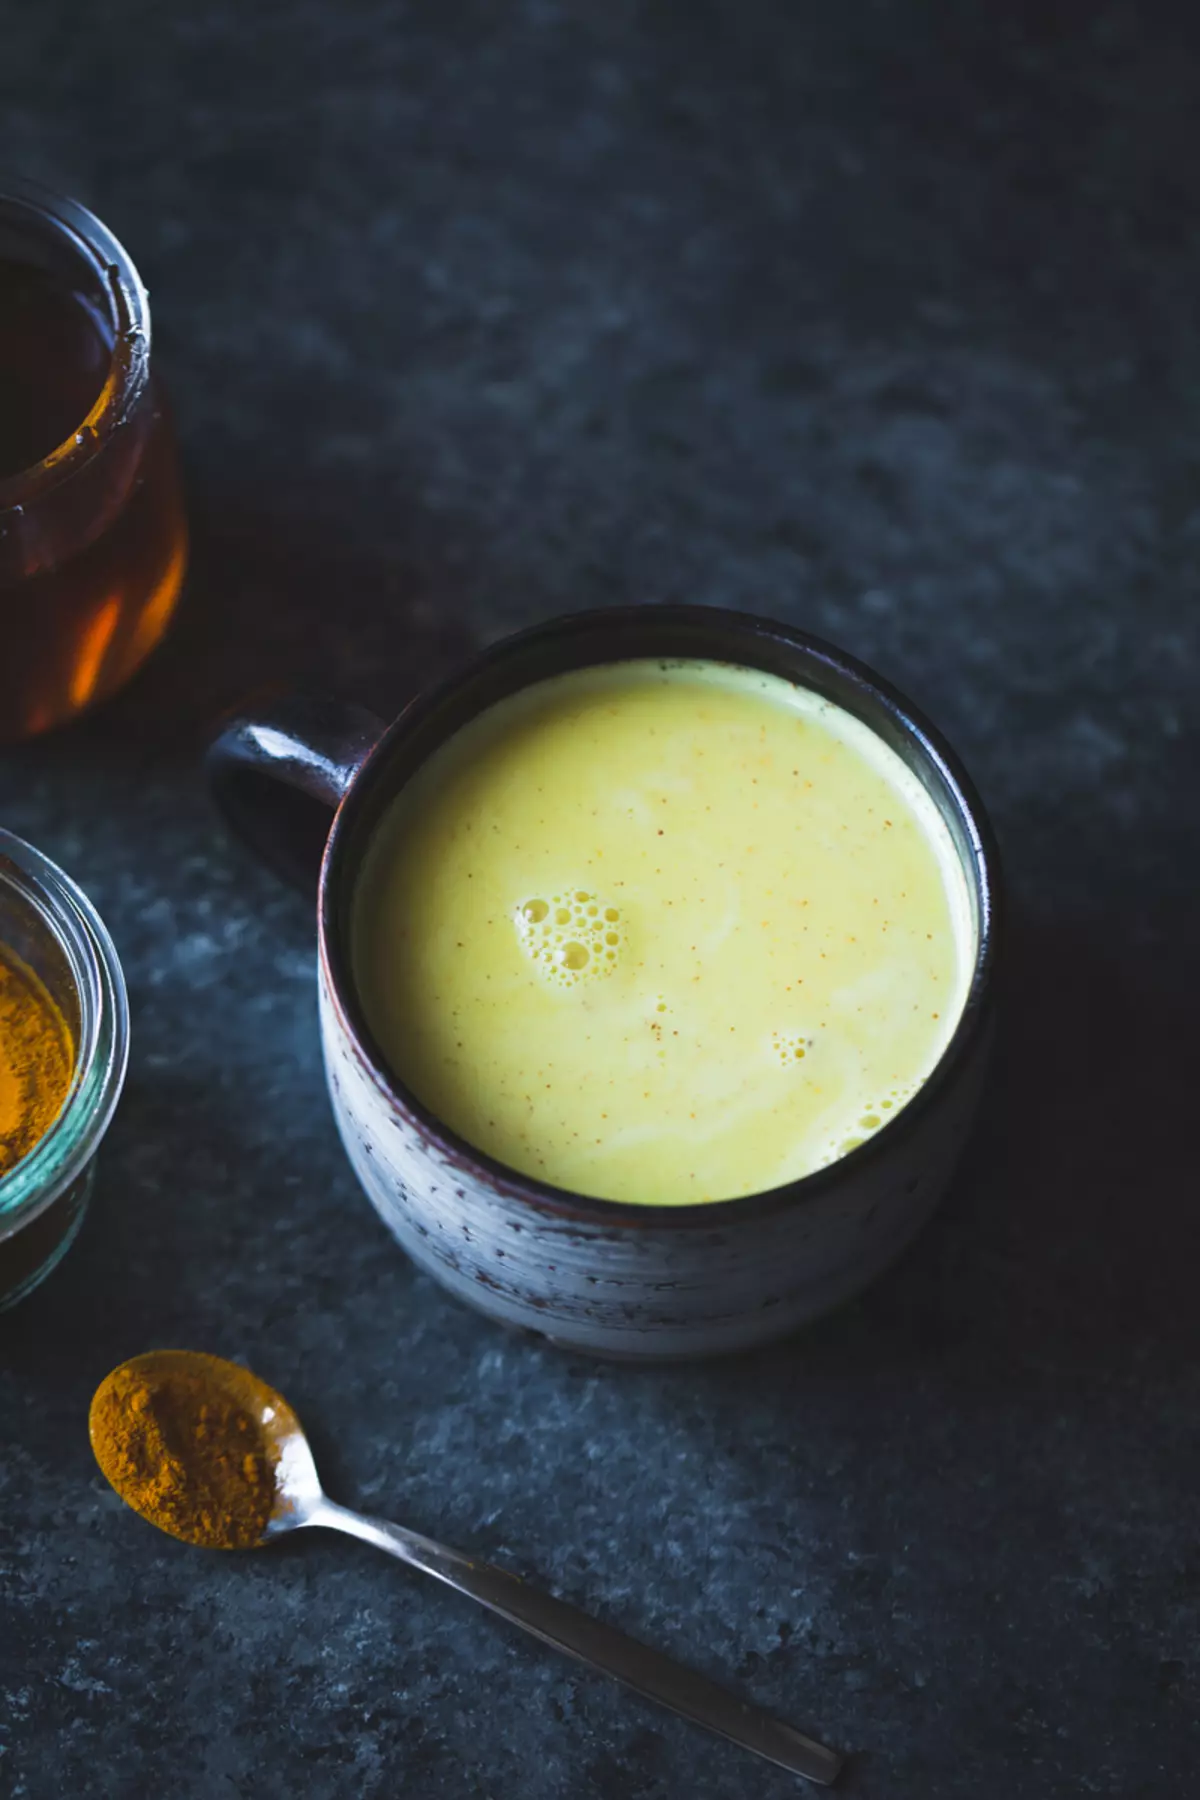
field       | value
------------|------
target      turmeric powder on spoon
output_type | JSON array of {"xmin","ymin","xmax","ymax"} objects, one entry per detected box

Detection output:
[{"xmin": 89, "ymin": 1354, "xmax": 279, "ymax": 1550}]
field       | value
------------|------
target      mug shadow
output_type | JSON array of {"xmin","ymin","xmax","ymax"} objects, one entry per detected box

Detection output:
[{"xmin": 689, "ymin": 903, "xmax": 1200, "ymax": 1398}]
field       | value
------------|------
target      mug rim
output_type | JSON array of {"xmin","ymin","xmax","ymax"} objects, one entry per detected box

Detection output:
[{"xmin": 317, "ymin": 605, "xmax": 1002, "ymax": 1227}]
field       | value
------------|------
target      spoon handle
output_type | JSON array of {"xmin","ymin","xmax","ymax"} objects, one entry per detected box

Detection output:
[{"xmin": 311, "ymin": 1499, "xmax": 842, "ymax": 1786}]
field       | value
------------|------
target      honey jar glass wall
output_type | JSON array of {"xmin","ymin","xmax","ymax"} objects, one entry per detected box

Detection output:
[{"xmin": 0, "ymin": 178, "xmax": 187, "ymax": 739}]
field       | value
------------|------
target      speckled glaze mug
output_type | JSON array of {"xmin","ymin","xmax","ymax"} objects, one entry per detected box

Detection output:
[{"xmin": 207, "ymin": 607, "xmax": 1001, "ymax": 1360}]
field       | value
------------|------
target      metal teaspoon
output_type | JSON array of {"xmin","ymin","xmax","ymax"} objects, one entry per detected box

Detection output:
[{"xmin": 90, "ymin": 1351, "xmax": 842, "ymax": 1786}]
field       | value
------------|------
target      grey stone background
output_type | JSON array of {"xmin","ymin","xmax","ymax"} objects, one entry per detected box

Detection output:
[{"xmin": 1, "ymin": 2, "xmax": 1198, "ymax": 1795}]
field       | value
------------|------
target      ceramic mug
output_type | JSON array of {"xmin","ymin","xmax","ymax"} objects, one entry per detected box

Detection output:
[{"xmin": 207, "ymin": 607, "xmax": 1001, "ymax": 1359}]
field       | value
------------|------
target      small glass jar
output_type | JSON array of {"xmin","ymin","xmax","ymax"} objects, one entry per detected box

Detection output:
[
  {"xmin": 0, "ymin": 829, "xmax": 129, "ymax": 1309},
  {"xmin": 0, "ymin": 176, "xmax": 188, "ymax": 739}
]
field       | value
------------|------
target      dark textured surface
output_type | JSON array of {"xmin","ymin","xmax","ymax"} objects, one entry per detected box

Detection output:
[{"xmin": 2, "ymin": 4, "xmax": 1199, "ymax": 1795}]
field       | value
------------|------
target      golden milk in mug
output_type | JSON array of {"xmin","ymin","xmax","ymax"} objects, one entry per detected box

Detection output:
[{"xmin": 353, "ymin": 661, "xmax": 973, "ymax": 1206}]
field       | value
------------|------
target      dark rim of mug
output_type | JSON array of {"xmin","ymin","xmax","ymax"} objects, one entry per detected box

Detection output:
[
  {"xmin": 0, "ymin": 175, "xmax": 150, "ymax": 512},
  {"xmin": 317, "ymin": 606, "xmax": 1002, "ymax": 1228}
]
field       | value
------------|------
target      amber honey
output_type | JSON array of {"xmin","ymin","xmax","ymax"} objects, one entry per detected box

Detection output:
[{"xmin": 0, "ymin": 183, "xmax": 187, "ymax": 740}]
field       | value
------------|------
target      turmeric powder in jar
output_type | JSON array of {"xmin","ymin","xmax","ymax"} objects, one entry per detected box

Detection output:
[
  {"xmin": 0, "ymin": 945, "xmax": 73, "ymax": 1176},
  {"xmin": 0, "ymin": 828, "xmax": 129, "ymax": 1310}
]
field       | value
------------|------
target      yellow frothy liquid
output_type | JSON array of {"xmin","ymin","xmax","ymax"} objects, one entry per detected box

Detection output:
[{"xmin": 352, "ymin": 660, "xmax": 974, "ymax": 1205}]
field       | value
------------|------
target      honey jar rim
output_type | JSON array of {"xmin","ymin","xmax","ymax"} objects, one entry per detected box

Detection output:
[{"xmin": 0, "ymin": 175, "xmax": 152, "ymax": 512}]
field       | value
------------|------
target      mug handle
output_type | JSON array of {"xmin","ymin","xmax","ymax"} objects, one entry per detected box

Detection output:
[{"xmin": 205, "ymin": 694, "xmax": 386, "ymax": 893}]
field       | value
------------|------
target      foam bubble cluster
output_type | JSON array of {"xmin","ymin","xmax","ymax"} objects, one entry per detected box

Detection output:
[
  {"xmin": 514, "ymin": 890, "xmax": 624, "ymax": 987},
  {"xmin": 769, "ymin": 1032, "xmax": 923, "ymax": 1168},
  {"xmin": 825, "ymin": 1086, "xmax": 917, "ymax": 1165}
]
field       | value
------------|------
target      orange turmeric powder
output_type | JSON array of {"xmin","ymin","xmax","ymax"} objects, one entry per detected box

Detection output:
[
  {"xmin": 0, "ymin": 945, "xmax": 73, "ymax": 1177},
  {"xmin": 89, "ymin": 1355, "xmax": 279, "ymax": 1549}
]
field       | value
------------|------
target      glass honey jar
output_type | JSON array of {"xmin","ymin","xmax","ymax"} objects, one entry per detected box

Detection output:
[{"xmin": 0, "ymin": 177, "xmax": 187, "ymax": 739}]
